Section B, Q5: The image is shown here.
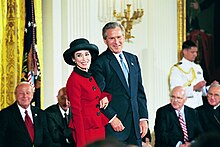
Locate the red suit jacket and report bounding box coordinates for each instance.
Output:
[66,67,110,147]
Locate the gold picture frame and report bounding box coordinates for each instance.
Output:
[177,0,186,60]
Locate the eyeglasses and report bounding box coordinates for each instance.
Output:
[170,95,184,101]
[207,93,220,98]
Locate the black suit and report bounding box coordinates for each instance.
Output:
[0,102,54,147]
[91,49,148,146]
[45,104,75,147]
[154,104,203,147]
[196,104,220,133]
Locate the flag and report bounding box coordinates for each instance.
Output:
[22,0,41,108]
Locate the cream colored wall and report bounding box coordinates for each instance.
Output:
[42,0,178,130]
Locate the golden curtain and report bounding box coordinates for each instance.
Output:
[0,0,43,110]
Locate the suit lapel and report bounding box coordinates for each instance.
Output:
[213,106,220,128]
[32,106,39,143]
[12,103,26,128]
[12,103,32,143]
[108,50,130,94]
[208,105,220,128]
[54,105,66,127]
[68,108,73,124]
[169,105,181,128]
[184,107,193,139]
[124,52,136,95]
[53,105,72,127]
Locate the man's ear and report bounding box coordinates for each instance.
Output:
[103,39,107,45]
[182,49,187,55]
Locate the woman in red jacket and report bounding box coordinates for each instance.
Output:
[63,38,111,147]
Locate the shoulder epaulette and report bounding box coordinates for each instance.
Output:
[174,62,182,66]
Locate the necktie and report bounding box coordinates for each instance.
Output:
[64,113,69,126]
[119,54,129,85]
[178,111,188,142]
[25,110,34,142]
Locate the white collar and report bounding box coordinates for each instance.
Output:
[17,103,33,122]
[17,103,31,114]
[58,105,69,118]
[182,57,194,65]
[214,103,220,109]
[175,106,185,116]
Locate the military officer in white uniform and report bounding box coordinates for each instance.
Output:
[169,40,218,108]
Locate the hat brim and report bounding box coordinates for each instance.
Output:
[63,44,99,65]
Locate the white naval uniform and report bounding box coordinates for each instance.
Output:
[169,57,207,108]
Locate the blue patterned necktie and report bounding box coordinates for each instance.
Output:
[119,54,129,86]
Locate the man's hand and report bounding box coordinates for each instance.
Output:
[211,80,219,85]
[180,141,190,147]
[193,80,206,91]
[140,120,148,138]
[110,117,125,132]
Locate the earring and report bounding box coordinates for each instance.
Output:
[72,58,75,63]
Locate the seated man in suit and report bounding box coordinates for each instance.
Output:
[0,82,54,147]
[196,83,220,133]
[154,86,203,147]
[45,87,75,147]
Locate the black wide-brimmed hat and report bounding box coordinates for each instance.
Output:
[63,38,99,65]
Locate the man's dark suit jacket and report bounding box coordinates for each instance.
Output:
[45,104,75,147]
[154,104,203,147]
[0,102,54,147]
[91,49,148,142]
[196,104,220,133]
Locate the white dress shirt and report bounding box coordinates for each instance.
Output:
[17,103,34,123]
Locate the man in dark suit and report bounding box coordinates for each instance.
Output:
[45,87,75,147]
[196,83,220,133]
[0,82,54,147]
[91,22,148,147]
[154,86,203,147]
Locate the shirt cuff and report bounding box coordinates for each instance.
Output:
[176,141,182,147]
[140,118,148,122]
[109,114,117,123]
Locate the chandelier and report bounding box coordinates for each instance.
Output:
[98,0,144,41]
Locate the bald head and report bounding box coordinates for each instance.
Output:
[14,82,34,109]
[57,87,70,111]
[170,86,187,111]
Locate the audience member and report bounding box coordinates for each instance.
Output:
[86,138,126,147]
[91,21,148,146]
[63,38,111,147]
[169,40,218,108]
[196,83,220,133]
[154,86,203,147]
[0,82,54,147]
[45,87,75,147]
[191,132,220,147]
